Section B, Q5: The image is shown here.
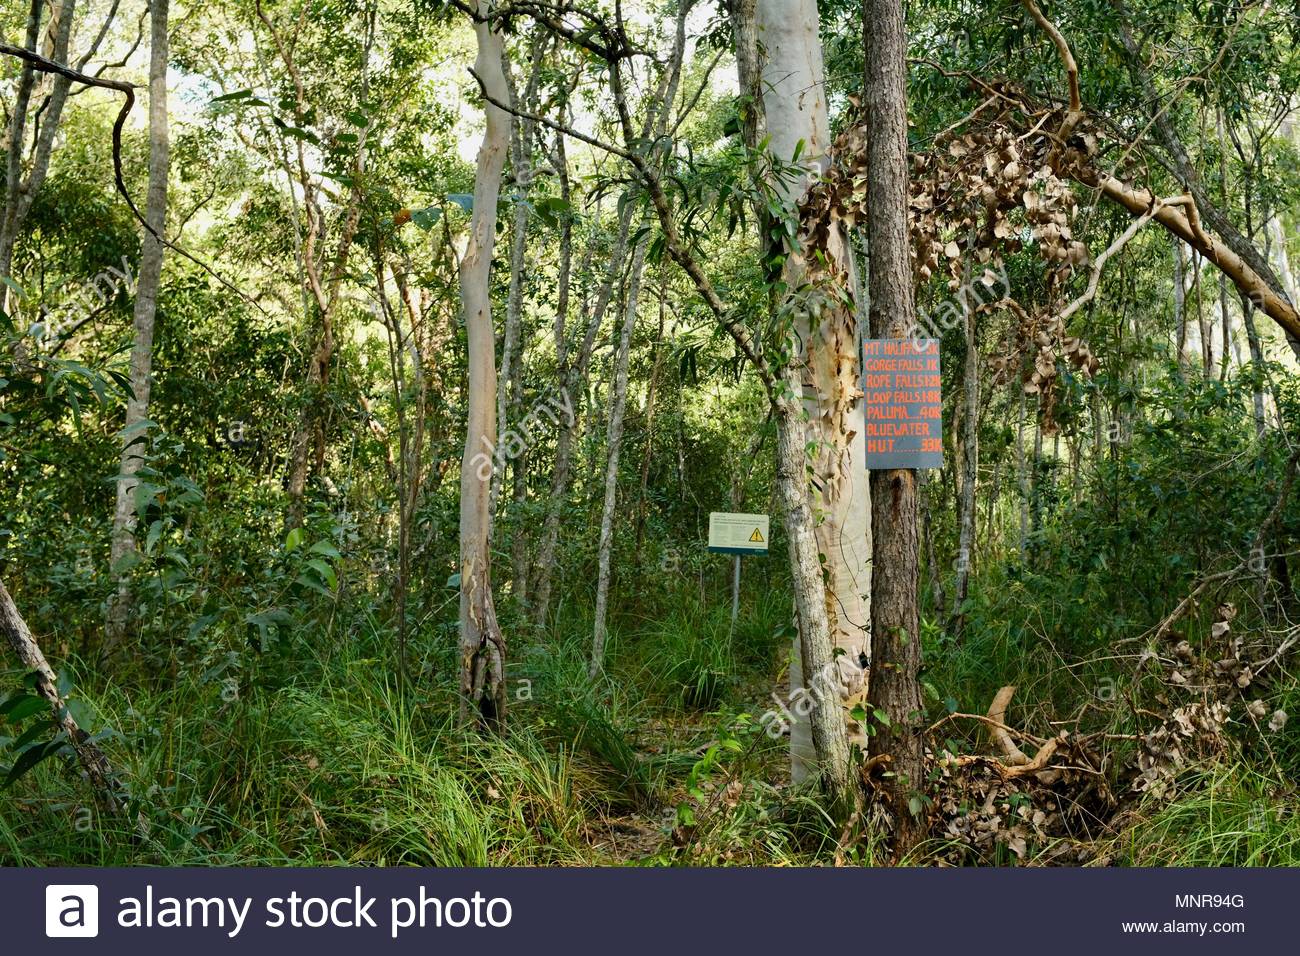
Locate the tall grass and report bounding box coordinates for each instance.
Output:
[1102,766,1300,866]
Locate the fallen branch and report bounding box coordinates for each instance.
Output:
[937,685,1065,778]
[0,575,120,810]
[927,710,1048,748]
[987,685,1031,765]
[944,737,1064,778]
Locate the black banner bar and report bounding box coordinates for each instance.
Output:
[4,866,1294,955]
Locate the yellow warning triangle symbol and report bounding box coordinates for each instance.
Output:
[749,528,764,543]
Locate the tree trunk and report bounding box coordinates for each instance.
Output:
[1217,271,1234,380]
[590,234,648,676]
[1016,383,1031,554]
[755,0,871,784]
[0,0,79,293]
[531,202,634,629]
[1172,236,1187,371]
[458,3,510,729]
[632,273,667,565]
[950,277,979,638]
[1240,292,1269,439]
[0,0,43,294]
[920,469,945,614]
[105,0,169,650]
[773,374,855,818]
[863,0,926,856]
[490,37,545,529]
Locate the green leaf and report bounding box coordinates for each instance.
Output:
[305,558,337,590]
[411,206,442,231]
[10,720,47,751]
[0,693,44,722]
[272,118,321,145]
[63,698,93,729]
[285,527,305,552]
[111,549,142,575]
[0,276,27,302]
[308,540,341,559]
[3,738,67,789]
[447,193,474,213]
[294,574,333,598]
[132,481,162,517]
[145,519,164,554]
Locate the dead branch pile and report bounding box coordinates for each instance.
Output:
[911,594,1293,864]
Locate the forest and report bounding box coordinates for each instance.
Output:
[0,0,1297,868]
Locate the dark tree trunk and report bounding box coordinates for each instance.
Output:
[863,0,926,856]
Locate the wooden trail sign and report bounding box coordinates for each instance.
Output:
[708,512,769,555]
[862,338,943,469]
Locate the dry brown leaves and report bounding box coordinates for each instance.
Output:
[800,99,1104,431]
[923,733,1113,865]
[914,598,1295,864]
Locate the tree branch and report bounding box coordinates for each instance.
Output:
[0,43,264,312]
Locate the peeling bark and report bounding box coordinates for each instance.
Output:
[754,0,870,785]
[458,1,510,728]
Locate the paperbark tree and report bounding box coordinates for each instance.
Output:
[753,0,871,784]
[106,0,170,649]
[863,0,927,855]
[458,0,510,728]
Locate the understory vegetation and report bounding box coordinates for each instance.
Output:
[2,0,1299,866]
[3,369,1297,865]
